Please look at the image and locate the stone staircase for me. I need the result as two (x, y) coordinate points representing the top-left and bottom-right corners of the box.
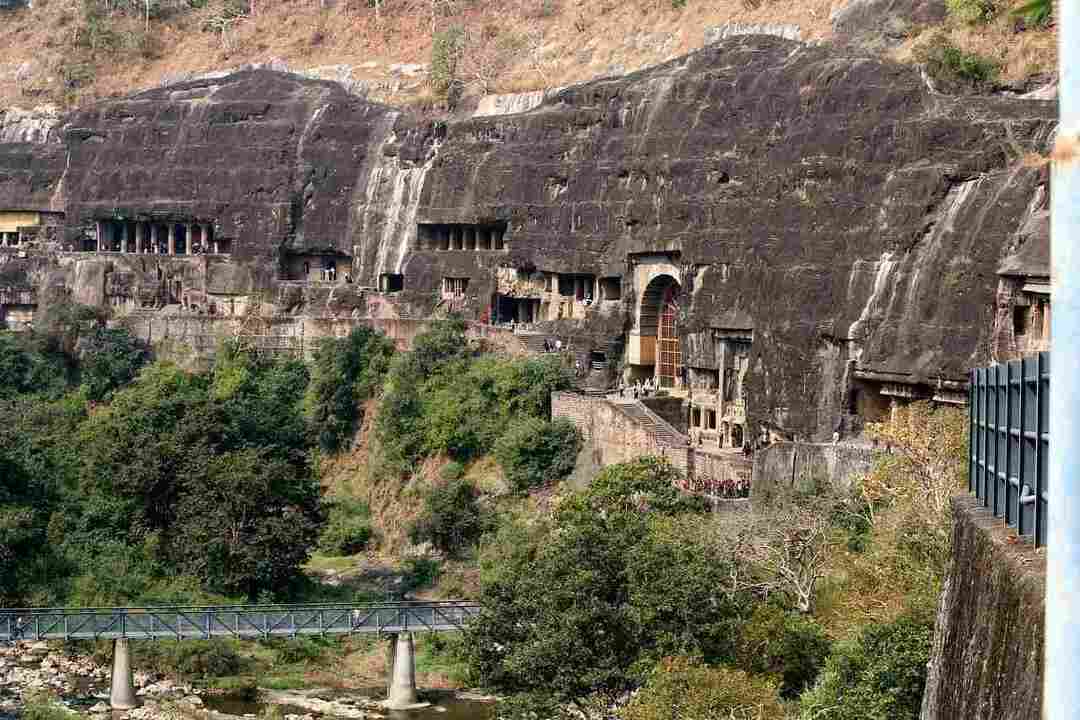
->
(609, 398), (688, 448)
(514, 331), (551, 353)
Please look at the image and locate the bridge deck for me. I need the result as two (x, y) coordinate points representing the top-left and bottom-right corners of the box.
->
(0, 601), (480, 642)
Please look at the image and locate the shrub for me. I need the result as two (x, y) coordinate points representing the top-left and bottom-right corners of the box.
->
(799, 614), (933, 720)
(914, 34), (1000, 93)
(21, 693), (73, 720)
(734, 604), (830, 699)
(621, 657), (785, 720)
(134, 639), (244, 679)
(440, 460), (465, 481)
(945, 0), (997, 24)
(270, 636), (336, 666)
(402, 556), (441, 591)
(430, 25), (466, 96)
(318, 497), (373, 555)
(410, 479), (485, 555)
(494, 417), (580, 492)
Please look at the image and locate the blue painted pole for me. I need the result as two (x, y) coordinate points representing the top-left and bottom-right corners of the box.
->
(1047, 0), (1080, 713)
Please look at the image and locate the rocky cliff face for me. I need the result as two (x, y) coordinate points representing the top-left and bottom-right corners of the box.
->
(415, 36), (1054, 436)
(921, 495), (1043, 720)
(0, 35), (1057, 440)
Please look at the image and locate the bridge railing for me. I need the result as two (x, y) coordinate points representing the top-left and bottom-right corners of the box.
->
(0, 601), (481, 642)
(969, 352), (1050, 546)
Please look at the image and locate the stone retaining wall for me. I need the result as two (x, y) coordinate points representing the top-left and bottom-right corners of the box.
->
(920, 495), (1043, 720)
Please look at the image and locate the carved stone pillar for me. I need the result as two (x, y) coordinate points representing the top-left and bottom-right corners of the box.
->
(120, 222), (129, 254)
(167, 224), (176, 255)
(96, 220), (104, 252)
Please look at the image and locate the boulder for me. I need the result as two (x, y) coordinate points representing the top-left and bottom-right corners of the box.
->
(831, 0), (946, 44)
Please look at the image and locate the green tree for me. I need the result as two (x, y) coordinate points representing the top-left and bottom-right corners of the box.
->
(410, 479), (485, 556)
(463, 458), (737, 699)
(78, 326), (150, 401)
(734, 604), (830, 698)
(305, 327), (394, 452)
(799, 614), (933, 720)
(430, 25), (466, 97)
(170, 448), (323, 598)
(0, 332), (70, 400)
(495, 417), (580, 492)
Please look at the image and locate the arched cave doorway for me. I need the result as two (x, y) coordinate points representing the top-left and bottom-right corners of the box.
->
(640, 274), (682, 389)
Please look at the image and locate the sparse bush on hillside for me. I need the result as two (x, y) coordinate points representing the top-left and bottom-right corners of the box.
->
(914, 34), (1000, 93)
(430, 24), (466, 97)
(410, 479), (485, 556)
(798, 613), (933, 720)
(945, 0), (998, 24)
(621, 657), (785, 720)
(494, 416), (580, 492)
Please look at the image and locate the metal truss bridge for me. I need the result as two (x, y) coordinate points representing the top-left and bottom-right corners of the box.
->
(0, 601), (480, 643)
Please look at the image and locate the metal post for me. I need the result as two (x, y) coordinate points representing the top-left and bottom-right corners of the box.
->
(1047, 1), (1080, 711)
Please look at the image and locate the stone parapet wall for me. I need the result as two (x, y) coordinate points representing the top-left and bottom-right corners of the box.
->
(750, 441), (877, 506)
(921, 495), (1044, 720)
(554, 391), (754, 490)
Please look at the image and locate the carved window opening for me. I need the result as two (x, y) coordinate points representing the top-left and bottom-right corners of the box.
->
(443, 277), (469, 296)
(380, 273), (404, 292)
(418, 223), (508, 252)
(1013, 305), (1030, 337)
(600, 276), (621, 301)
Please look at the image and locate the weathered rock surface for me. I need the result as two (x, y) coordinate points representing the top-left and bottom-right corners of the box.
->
(832, 0), (946, 44)
(921, 495), (1043, 720)
(414, 36), (1055, 437)
(704, 22), (802, 44)
(0, 105), (61, 144)
(0, 36), (1058, 441)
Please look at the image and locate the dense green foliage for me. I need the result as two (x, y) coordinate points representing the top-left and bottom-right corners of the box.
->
(799, 614), (933, 720)
(410, 479), (485, 555)
(734, 604), (830, 699)
(0, 320), (337, 605)
(305, 327), (394, 452)
(376, 318), (572, 475)
(78, 326), (150, 401)
(462, 458), (736, 699)
(494, 416), (580, 492)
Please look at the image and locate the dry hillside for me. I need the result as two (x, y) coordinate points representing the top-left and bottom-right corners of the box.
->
(0, 0), (1058, 113)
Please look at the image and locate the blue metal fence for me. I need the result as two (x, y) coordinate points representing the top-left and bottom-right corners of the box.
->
(969, 352), (1050, 546)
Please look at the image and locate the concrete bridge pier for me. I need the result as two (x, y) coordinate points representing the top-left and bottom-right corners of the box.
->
(110, 638), (139, 710)
(384, 632), (428, 710)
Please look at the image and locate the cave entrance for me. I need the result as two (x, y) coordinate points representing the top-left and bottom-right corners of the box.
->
(639, 274), (682, 389)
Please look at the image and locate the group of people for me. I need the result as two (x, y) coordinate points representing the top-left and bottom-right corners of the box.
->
(616, 377), (656, 399)
(542, 338), (564, 353)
